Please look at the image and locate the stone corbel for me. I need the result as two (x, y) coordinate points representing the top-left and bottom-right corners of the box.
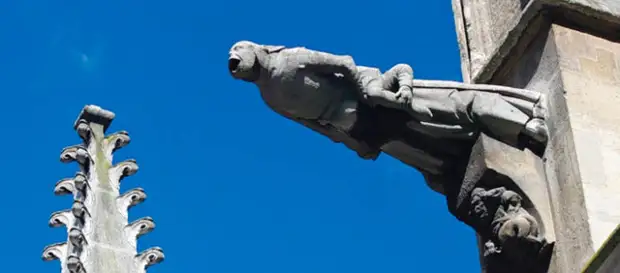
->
(118, 188), (147, 212)
(109, 159), (139, 186)
(60, 145), (91, 170)
(42, 242), (67, 262)
(136, 247), (165, 270)
(104, 130), (130, 156)
(468, 186), (554, 272)
(443, 134), (556, 273)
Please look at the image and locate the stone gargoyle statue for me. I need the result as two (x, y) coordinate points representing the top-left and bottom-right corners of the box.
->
(470, 187), (554, 272)
(227, 40), (549, 172)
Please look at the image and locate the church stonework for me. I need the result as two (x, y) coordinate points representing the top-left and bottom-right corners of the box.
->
(40, 1), (620, 272)
(228, 0), (620, 272)
(43, 105), (164, 273)
(453, 0), (620, 272)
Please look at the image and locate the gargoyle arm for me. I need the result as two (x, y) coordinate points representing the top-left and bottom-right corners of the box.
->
(384, 64), (414, 90)
(287, 48), (358, 79)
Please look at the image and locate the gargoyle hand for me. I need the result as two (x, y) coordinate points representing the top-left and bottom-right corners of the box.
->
(395, 86), (413, 105)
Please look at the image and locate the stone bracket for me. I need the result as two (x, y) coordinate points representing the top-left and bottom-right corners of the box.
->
(444, 134), (556, 272)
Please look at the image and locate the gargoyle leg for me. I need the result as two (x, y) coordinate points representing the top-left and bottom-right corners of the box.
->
(466, 91), (532, 142)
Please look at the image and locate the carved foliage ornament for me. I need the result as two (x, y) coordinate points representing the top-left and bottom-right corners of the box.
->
(60, 145), (91, 169)
(110, 159), (139, 184)
(118, 188), (147, 211)
(127, 217), (156, 240)
(136, 247), (165, 269)
(42, 242), (67, 261)
(104, 130), (131, 156)
(49, 210), (75, 229)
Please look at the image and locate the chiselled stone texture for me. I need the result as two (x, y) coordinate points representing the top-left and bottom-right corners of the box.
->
(453, 0), (620, 83)
(43, 105), (164, 273)
(553, 24), (620, 250)
(453, 0), (620, 271)
(452, 0), (531, 80)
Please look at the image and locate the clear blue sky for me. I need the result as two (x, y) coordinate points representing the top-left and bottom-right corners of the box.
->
(0, 0), (481, 272)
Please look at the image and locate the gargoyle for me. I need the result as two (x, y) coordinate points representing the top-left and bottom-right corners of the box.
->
(227, 40), (549, 174)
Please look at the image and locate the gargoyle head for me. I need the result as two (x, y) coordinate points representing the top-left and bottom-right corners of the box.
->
(228, 40), (284, 82)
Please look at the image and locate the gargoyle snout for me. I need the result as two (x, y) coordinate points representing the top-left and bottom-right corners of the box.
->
(228, 53), (241, 73)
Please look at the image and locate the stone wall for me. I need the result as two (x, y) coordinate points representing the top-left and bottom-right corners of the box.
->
(452, 1), (620, 272)
(553, 24), (620, 249)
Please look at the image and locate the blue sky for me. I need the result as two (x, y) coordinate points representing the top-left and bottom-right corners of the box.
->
(0, 0), (480, 272)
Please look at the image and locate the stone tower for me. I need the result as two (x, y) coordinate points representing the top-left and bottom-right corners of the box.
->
(42, 105), (164, 273)
(451, 0), (620, 272)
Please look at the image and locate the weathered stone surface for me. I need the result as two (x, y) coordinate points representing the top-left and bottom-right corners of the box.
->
(453, 0), (620, 83)
(487, 21), (597, 273)
(43, 105), (164, 273)
(552, 24), (620, 250)
(227, 40), (551, 185)
(453, 0), (620, 270)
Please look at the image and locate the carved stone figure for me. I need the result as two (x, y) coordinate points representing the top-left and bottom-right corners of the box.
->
(469, 187), (553, 272)
(227, 40), (549, 152)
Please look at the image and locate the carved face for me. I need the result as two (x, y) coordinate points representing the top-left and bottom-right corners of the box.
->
(228, 41), (260, 82)
(501, 191), (523, 213)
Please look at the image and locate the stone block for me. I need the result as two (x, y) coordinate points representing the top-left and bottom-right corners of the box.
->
(452, 0), (620, 83)
(553, 24), (620, 250)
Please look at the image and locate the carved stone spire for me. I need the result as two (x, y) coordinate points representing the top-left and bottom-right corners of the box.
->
(43, 105), (164, 273)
